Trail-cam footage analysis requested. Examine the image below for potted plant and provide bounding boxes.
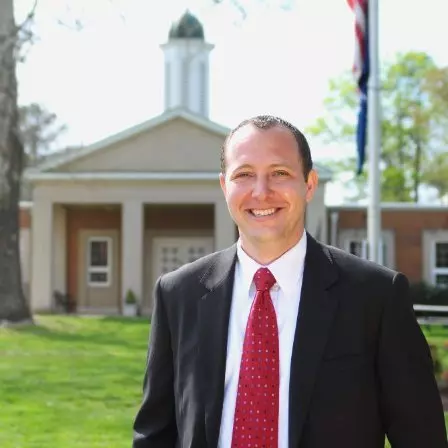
[123,289,138,316]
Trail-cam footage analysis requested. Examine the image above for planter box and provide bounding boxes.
[123,304,137,317]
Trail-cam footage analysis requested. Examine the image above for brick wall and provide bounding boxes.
[145,204,214,230]
[328,208,448,283]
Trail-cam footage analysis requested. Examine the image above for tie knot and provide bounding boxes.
[253,267,276,292]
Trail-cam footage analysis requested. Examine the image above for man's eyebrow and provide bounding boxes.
[233,164,253,170]
[232,163,292,170]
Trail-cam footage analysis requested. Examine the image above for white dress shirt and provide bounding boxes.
[218,232,307,448]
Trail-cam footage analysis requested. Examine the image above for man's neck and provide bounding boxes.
[239,231,305,266]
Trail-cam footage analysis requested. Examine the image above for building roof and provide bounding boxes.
[169,10,205,40]
[25,108,333,182]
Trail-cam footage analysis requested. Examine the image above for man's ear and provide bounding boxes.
[219,172,226,196]
[305,169,319,203]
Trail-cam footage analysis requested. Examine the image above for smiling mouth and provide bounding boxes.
[249,208,278,217]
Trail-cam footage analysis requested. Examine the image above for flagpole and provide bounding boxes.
[367,0,381,263]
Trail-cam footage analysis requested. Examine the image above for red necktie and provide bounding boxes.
[231,267,279,448]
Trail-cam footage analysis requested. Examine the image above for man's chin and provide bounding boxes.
[245,231,280,244]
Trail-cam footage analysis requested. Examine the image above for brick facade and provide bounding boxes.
[65,204,215,304]
[328,206,448,283]
[19,202,448,304]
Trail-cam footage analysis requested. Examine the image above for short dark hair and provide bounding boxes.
[220,115,313,180]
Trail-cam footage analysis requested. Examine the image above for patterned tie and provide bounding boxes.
[231,267,279,448]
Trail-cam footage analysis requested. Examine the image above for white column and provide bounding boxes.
[121,200,144,307]
[214,199,236,251]
[53,205,66,294]
[30,199,53,311]
[306,184,328,244]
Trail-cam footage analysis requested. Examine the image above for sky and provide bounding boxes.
[13,0,448,203]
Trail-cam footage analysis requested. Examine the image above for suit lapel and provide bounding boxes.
[289,234,339,448]
[198,245,237,448]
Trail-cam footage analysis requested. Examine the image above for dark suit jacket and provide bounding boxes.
[133,234,447,447]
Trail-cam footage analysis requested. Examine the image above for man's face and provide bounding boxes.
[220,124,318,252]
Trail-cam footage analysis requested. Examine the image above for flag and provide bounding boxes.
[347,0,369,175]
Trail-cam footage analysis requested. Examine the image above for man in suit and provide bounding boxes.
[133,115,447,447]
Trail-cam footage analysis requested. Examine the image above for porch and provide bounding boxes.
[30,180,235,314]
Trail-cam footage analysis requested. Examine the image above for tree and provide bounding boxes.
[212,0,296,19]
[0,0,34,323]
[422,152,448,201]
[19,103,67,166]
[307,52,448,203]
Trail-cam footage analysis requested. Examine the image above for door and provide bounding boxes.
[78,230,120,311]
[152,236,214,281]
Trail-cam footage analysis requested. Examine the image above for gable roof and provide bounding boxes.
[32,108,229,173]
[26,108,332,181]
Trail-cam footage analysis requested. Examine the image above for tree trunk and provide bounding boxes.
[413,138,422,203]
[0,0,33,323]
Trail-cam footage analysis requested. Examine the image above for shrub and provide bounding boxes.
[429,343,443,379]
[125,289,137,305]
[409,282,448,305]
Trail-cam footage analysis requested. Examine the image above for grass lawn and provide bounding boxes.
[0,315,150,448]
[1,316,448,447]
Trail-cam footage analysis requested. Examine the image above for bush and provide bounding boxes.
[429,343,443,379]
[409,282,448,305]
[125,289,137,305]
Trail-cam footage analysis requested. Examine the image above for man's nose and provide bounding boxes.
[252,176,270,200]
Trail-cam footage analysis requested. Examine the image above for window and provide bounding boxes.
[153,237,214,280]
[433,241,448,288]
[339,229,394,268]
[346,239,386,265]
[87,237,112,287]
[347,240,368,259]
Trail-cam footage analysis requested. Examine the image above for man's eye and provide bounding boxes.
[235,172,251,178]
[274,170,289,176]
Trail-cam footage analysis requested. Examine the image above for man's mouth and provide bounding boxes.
[249,208,278,217]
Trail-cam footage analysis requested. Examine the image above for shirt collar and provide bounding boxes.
[236,232,307,297]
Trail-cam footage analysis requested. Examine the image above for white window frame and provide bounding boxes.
[423,231,448,287]
[431,240,448,288]
[338,229,394,268]
[87,237,112,287]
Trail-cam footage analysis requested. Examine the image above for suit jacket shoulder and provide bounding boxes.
[324,242,400,285]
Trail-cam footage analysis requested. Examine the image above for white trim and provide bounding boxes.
[87,237,112,287]
[26,168,332,183]
[423,231,448,287]
[432,239,448,288]
[329,203,448,211]
[26,171,221,182]
[31,109,230,172]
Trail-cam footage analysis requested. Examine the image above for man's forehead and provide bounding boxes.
[227,126,300,160]
[228,123,291,145]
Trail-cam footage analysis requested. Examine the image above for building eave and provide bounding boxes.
[328,202,448,211]
[25,171,222,182]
